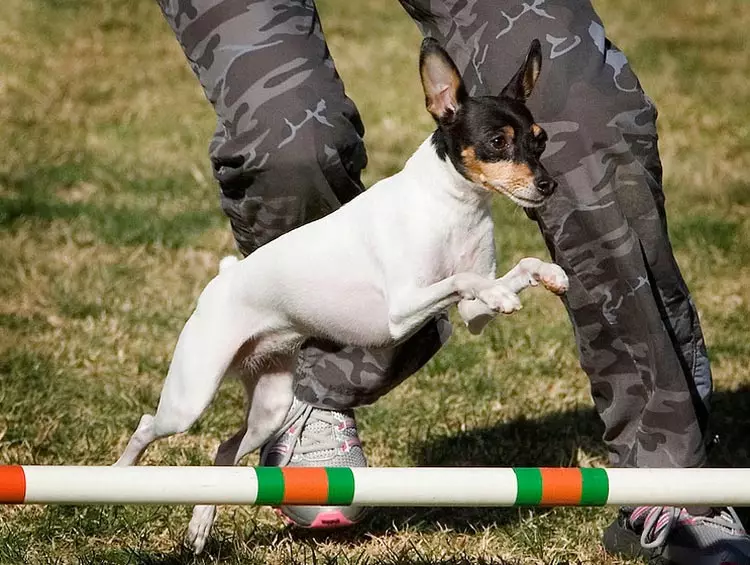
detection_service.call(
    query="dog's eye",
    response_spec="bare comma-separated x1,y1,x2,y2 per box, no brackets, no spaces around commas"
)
490,136,508,150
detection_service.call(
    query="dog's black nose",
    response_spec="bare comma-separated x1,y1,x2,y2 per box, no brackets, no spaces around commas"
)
537,178,557,196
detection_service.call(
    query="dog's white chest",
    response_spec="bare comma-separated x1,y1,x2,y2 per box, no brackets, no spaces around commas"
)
446,222,495,276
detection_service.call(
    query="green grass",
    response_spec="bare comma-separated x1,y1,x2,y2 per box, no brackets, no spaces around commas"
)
1,0,749,563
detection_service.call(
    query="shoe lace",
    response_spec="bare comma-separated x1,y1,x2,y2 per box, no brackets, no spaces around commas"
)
264,401,352,466
632,506,746,550
635,506,681,549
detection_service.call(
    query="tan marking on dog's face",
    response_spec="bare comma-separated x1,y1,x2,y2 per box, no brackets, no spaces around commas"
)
501,125,515,140
531,124,542,137
460,147,534,192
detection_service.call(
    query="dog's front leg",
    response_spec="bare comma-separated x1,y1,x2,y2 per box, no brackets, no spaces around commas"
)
457,258,568,335
388,273,521,342
500,257,569,295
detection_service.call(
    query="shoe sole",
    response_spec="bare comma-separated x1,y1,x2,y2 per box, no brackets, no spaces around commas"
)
602,519,669,564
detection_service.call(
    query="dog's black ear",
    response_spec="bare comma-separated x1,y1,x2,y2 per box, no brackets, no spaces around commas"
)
500,39,542,102
420,37,467,123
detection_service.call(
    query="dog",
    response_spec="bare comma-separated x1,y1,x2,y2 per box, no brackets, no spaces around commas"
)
115,38,569,553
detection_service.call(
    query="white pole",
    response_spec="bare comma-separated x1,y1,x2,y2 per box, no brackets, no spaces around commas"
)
23,466,260,505
1,466,749,507
605,468,750,506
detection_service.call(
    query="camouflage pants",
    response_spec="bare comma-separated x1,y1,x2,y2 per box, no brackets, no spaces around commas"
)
156,0,712,468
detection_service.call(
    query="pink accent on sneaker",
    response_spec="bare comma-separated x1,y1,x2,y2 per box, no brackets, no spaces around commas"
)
340,438,362,452
676,509,695,526
273,507,356,529
266,444,289,456
646,507,661,523
629,506,648,522
656,514,671,530
336,418,356,431
308,510,356,529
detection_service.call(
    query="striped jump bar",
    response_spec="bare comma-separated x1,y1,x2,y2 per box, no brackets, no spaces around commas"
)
2,466,749,507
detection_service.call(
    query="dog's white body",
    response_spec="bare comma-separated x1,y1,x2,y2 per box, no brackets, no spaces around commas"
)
222,137,501,347
115,135,568,552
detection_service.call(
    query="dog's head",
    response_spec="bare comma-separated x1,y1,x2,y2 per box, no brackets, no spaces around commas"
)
420,38,556,208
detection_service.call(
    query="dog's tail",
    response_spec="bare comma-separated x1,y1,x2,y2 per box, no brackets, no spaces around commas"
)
219,255,240,273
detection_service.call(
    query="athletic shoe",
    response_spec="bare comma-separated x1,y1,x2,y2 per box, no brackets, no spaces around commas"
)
259,398,368,528
602,505,750,564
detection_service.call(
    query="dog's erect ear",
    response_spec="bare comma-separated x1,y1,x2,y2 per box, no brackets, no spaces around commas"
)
420,37,467,122
500,39,542,102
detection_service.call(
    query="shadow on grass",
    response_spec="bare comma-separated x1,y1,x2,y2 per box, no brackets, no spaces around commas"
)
16,387,750,564
0,162,224,248
108,533,512,565
345,385,750,535
333,405,606,537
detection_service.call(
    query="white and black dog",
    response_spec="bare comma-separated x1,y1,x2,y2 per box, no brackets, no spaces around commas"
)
115,38,568,552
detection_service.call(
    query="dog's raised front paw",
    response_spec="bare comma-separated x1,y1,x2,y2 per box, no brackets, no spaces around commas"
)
477,284,522,314
187,504,217,555
538,263,569,295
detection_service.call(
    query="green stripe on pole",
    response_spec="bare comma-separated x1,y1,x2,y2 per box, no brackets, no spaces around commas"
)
580,467,609,505
513,468,543,505
325,467,355,505
255,467,285,505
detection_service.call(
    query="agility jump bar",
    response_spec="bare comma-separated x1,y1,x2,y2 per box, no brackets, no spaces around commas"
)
2,466,749,507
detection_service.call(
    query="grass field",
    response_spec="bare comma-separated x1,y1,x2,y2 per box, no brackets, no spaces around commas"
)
1,0,749,563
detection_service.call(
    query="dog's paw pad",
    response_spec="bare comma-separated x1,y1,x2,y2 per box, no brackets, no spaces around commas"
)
539,265,569,295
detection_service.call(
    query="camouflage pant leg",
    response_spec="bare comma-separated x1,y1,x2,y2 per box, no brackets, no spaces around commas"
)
401,0,711,468
155,0,447,409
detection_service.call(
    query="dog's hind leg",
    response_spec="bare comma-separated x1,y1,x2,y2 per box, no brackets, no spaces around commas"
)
187,352,296,554
115,304,253,467
185,426,245,554
114,412,159,467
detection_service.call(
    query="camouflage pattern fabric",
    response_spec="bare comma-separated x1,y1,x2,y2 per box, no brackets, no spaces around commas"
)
399,0,711,469
154,0,447,411
156,0,711,469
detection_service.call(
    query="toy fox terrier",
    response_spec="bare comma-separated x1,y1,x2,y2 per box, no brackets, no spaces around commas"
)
115,37,568,553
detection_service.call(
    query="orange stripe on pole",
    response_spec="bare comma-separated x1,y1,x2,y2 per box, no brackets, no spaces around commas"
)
540,468,582,505
0,466,26,504
281,467,329,504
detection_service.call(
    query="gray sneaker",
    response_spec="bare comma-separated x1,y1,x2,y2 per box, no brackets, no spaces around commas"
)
603,505,750,564
259,398,368,528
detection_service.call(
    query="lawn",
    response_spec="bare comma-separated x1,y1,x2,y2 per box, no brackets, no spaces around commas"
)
1,0,749,563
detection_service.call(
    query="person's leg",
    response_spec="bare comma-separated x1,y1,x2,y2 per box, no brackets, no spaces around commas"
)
399,1,750,562
400,0,707,471
154,0,447,529
157,0,366,246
